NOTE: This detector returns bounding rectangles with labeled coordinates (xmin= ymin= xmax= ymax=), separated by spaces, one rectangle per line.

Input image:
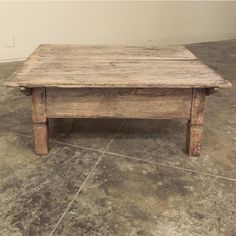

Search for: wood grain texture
xmin=4 ymin=44 xmax=231 ymax=88
xmin=186 ymin=123 xmax=203 ymax=157
xmin=46 ymin=88 xmax=192 ymax=119
xmin=32 ymin=88 xmax=46 ymax=122
xmin=186 ymin=88 xmax=206 ymax=156
xmin=27 ymin=44 xmax=198 ymax=60
xmin=33 ymin=123 xmax=48 ymax=155
xmin=190 ymin=88 xmax=206 ymax=125
xmin=32 ymin=87 xmax=48 ymax=155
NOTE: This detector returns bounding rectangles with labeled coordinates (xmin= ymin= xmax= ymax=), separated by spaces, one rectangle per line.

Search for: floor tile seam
xmin=11 ymin=123 xmax=236 ymax=180
xmin=54 ymin=140 xmax=104 ymax=154
xmin=48 ymin=120 xmax=126 ymax=236
xmin=104 ymin=150 xmax=236 ymax=182
xmin=48 ymin=153 xmax=103 ymax=236
xmin=8 ymin=131 xmax=32 ymax=138
xmin=7 ymin=156 xmax=102 ymax=230
xmin=50 ymin=139 xmax=236 ymax=182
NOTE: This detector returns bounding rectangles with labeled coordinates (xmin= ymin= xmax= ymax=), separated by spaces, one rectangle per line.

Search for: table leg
xmin=186 ymin=88 xmax=206 ymax=156
xmin=32 ymin=88 xmax=48 ymax=155
xmin=33 ymin=122 xmax=48 ymax=155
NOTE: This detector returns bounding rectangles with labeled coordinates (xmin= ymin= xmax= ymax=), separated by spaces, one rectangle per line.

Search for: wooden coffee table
xmin=4 ymin=44 xmax=231 ymax=156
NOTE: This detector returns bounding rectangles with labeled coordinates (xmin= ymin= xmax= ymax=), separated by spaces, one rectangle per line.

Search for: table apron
xmin=45 ymin=88 xmax=192 ymax=119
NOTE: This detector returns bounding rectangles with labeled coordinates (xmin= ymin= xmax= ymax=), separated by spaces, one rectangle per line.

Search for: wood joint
xmin=206 ymin=88 xmax=218 ymax=96
xmin=187 ymin=122 xmax=203 ymax=127
xmin=32 ymin=88 xmax=46 ymax=122
xmin=19 ymin=87 xmax=32 ymax=96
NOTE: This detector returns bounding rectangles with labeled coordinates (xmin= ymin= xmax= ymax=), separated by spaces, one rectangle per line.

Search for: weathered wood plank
xmin=17 ymin=59 xmax=205 ymax=74
xmin=30 ymin=44 xmax=197 ymax=60
xmin=4 ymin=44 xmax=231 ymax=88
xmin=46 ymin=88 xmax=192 ymax=119
xmin=5 ymin=60 xmax=231 ymax=88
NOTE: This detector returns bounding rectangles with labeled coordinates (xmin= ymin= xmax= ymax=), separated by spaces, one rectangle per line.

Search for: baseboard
xmin=0 ymin=58 xmax=25 ymax=63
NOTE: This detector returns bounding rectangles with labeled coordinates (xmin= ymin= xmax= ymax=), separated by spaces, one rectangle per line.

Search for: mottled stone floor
xmin=0 ymin=40 xmax=236 ymax=236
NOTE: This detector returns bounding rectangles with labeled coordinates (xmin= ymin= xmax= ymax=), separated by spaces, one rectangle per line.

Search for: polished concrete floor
xmin=0 ymin=40 xmax=236 ymax=236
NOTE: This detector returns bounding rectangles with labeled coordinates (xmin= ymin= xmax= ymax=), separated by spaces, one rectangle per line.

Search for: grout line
xmin=12 ymin=129 xmax=236 ymax=182
xmin=54 ymin=140 xmax=104 ymax=154
xmin=9 ymin=131 xmax=32 ymax=138
xmin=49 ymin=120 xmax=126 ymax=236
xmin=51 ymin=137 xmax=236 ymax=182
xmin=104 ymin=151 xmax=236 ymax=182
xmin=10 ymin=131 xmax=104 ymax=154
xmin=48 ymin=154 xmax=103 ymax=236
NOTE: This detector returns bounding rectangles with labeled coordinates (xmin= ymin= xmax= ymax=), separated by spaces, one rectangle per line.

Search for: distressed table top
xmin=4 ymin=44 xmax=231 ymax=88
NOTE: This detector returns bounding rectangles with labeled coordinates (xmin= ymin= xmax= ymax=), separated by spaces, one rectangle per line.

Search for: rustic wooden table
xmin=4 ymin=44 xmax=231 ymax=156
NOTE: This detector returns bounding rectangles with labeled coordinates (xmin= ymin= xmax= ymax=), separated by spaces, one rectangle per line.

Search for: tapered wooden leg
xmin=186 ymin=88 xmax=206 ymax=156
xmin=32 ymin=88 xmax=48 ymax=155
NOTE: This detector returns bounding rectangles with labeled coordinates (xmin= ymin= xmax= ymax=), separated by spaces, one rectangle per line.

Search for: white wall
xmin=0 ymin=1 xmax=236 ymax=61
